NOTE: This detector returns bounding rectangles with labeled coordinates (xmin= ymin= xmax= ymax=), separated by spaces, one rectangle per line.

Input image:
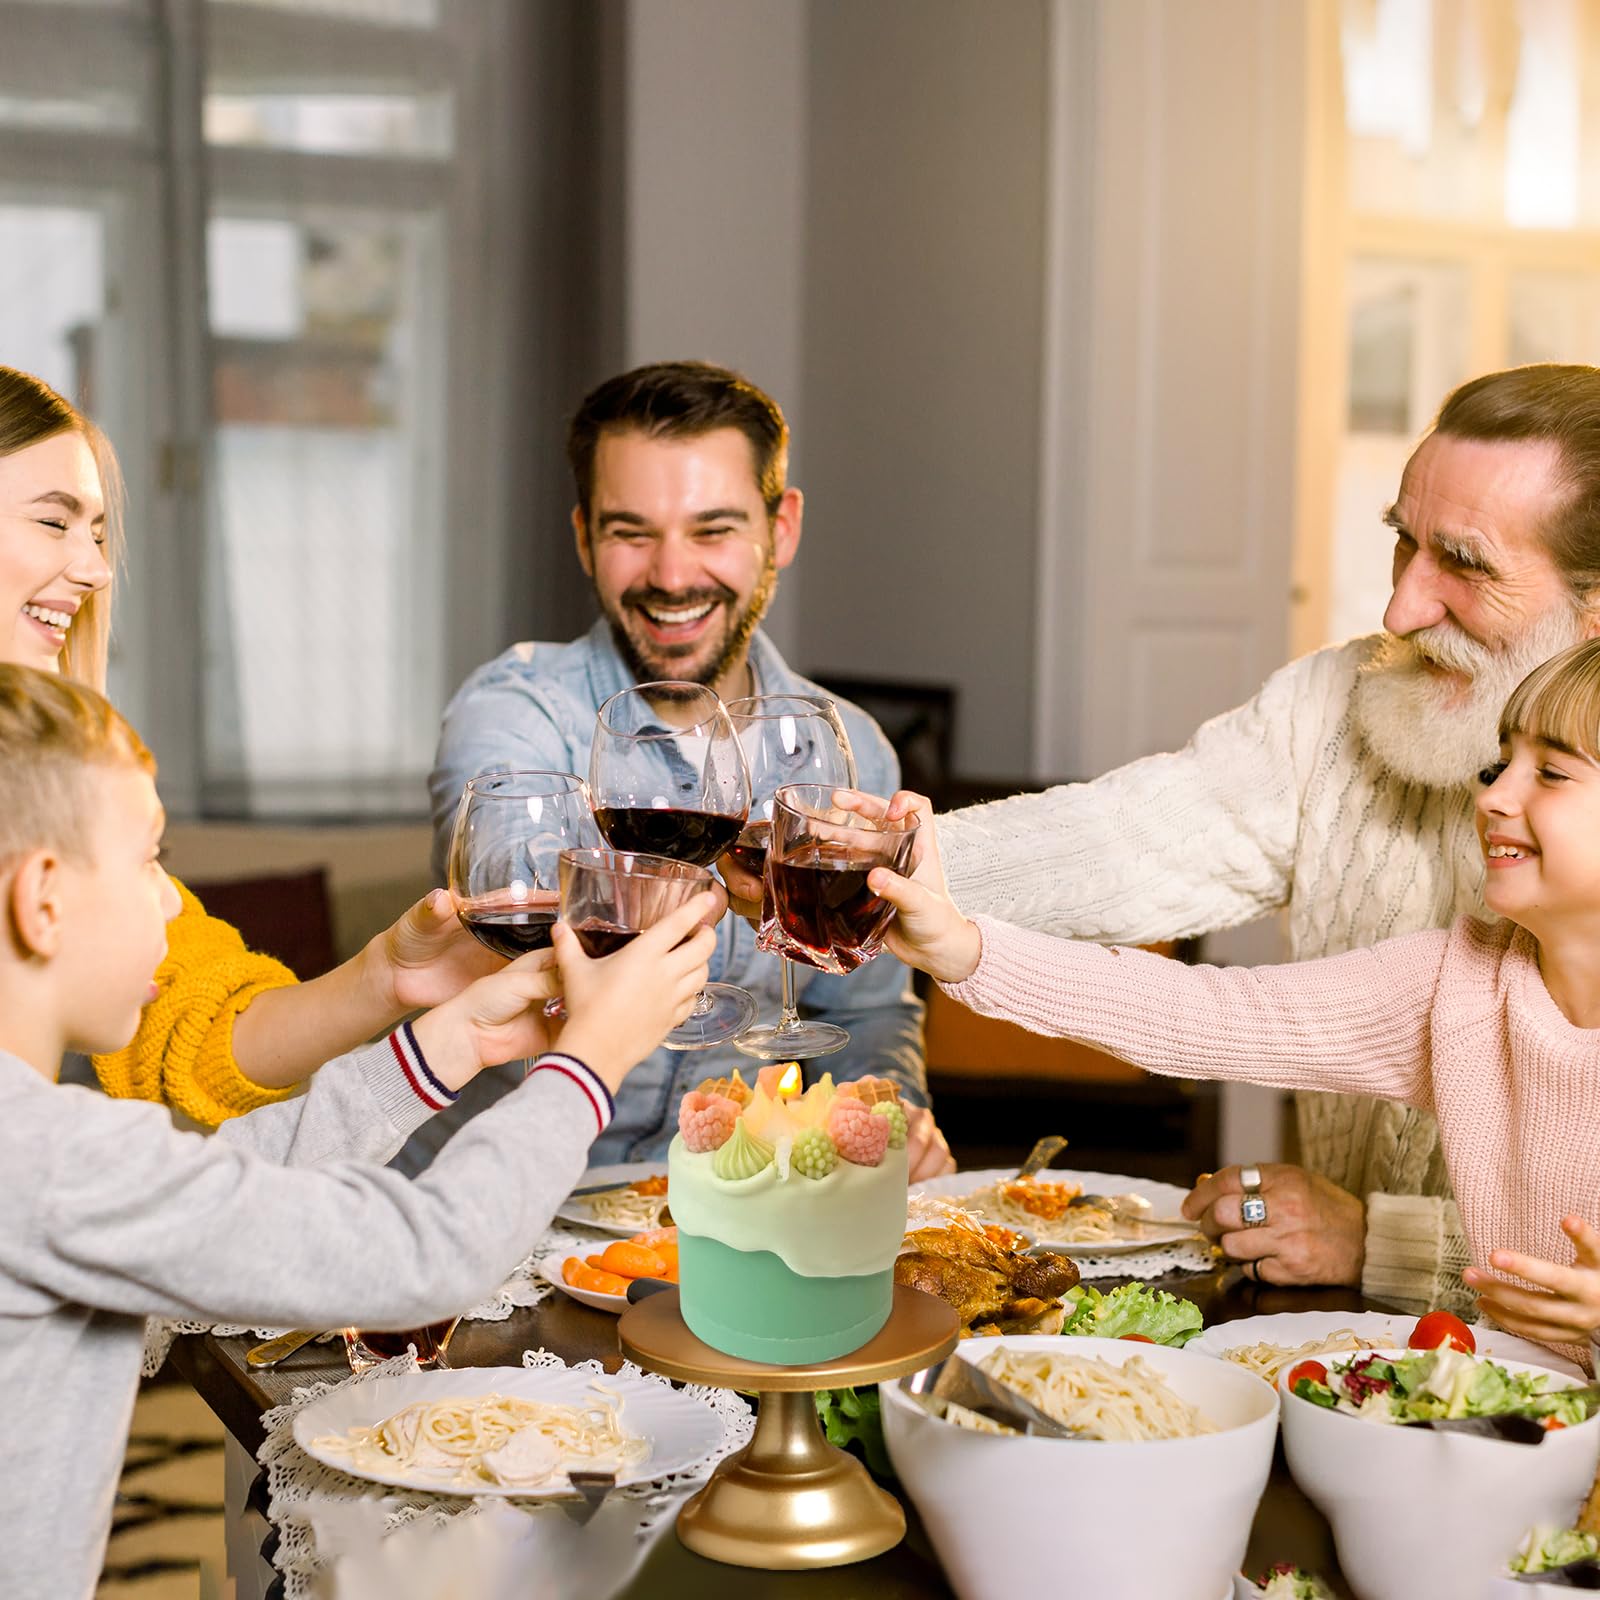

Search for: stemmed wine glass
xmin=725 ymin=693 xmax=858 ymax=1060
xmin=447 ymin=771 xmax=598 ymax=959
xmin=589 ymin=682 xmax=757 ymax=1048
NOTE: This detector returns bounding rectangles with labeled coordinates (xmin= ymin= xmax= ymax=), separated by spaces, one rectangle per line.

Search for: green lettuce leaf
xmin=1059 ymin=1281 xmax=1204 ymax=1346
xmin=814 ymin=1387 xmax=892 ymax=1478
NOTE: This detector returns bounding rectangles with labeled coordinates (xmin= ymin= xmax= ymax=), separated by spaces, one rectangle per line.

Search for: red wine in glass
xmin=727 ymin=818 xmax=771 ymax=878
xmin=343 ymin=1318 xmax=460 ymax=1370
xmin=768 ymin=844 xmax=896 ymax=971
xmin=593 ymin=806 xmax=742 ymax=868
xmin=572 ymin=919 xmax=642 ymax=958
xmin=458 ymin=890 xmax=560 ymax=958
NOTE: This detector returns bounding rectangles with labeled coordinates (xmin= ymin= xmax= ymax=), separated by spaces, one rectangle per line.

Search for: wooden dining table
xmin=169 ymin=1263 xmax=1388 ymax=1598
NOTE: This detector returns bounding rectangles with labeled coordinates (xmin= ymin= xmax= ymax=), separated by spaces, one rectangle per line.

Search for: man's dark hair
xmin=566 ymin=360 xmax=789 ymax=524
xmin=1434 ymin=363 xmax=1600 ymax=599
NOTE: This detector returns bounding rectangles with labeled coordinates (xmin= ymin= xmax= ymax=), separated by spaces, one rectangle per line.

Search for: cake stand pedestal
xmin=618 ymin=1283 xmax=958 ymax=1570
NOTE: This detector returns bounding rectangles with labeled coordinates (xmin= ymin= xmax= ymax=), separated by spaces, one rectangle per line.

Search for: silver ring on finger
xmin=1239 ymin=1164 xmax=1268 ymax=1228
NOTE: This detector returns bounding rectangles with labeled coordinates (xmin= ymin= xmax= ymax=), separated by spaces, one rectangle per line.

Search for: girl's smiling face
xmin=1476 ymin=730 xmax=1600 ymax=933
xmin=0 ymin=431 xmax=110 ymax=672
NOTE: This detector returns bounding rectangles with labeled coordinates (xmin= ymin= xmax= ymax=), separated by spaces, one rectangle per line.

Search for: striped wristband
xmin=388 ymin=1021 xmax=459 ymax=1111
xmin=528 ymin=1053 xmax=615 ymax=1136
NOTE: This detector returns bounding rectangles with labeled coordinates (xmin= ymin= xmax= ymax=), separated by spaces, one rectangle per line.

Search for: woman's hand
xmin=853 ymin=789 xmax=981 ymax=985
xmin=1464 ymin=1215 xmax=1600 ymax=1346
xmin=717 ymin=851 xmax=764 ymax=924
xmin=367 ymin=889 xmax=504 ymax=1016
xmin=554 ymin=893 xmax=720 ymax=1092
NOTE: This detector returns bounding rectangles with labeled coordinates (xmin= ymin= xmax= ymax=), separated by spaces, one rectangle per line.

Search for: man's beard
xmin=602 ymin=553 xmax=778 ymax=691
xmin=1352 ymin=607 xmax=1589 ymax=789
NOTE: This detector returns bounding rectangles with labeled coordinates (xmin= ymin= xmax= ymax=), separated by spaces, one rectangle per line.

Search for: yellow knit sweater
xmin=91 ymin=879 xmax=299 ymax=1125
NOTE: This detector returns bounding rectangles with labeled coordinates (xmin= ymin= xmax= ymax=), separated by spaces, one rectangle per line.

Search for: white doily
xmin=141 ymin=1221 xmax=611 ymax=1376
xmin=1070 ymin=1237 xmax=1219 ymax=1279
xmin=257 ymin=1348 xmax=755 ymax=1600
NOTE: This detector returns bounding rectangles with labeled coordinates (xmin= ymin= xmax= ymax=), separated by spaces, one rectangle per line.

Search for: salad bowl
xmin=1280 ymin=1348 xmax=1600 ymax=1600
xmin=881 ymin=1334 xmax=1277 ymax=1600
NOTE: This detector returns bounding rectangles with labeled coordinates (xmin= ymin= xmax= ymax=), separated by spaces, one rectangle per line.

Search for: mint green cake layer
xmin=678 ymin=1232 xmax=893 ymax=1365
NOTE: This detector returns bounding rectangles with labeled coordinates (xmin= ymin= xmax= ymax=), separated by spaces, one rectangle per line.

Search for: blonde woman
xmin=0 ymin=365 xmax=499 ymax=1122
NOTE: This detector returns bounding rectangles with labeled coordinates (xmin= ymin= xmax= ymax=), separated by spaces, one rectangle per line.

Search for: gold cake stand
xmin=617 ymin=1283 xmax=958 ymax=1570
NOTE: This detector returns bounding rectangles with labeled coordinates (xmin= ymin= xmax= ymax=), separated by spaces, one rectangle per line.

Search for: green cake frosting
xmin=669 ymin=1130 xmax=907 ymax=1279
xmin=711 ymin=1117 xmax=774 ymax=1180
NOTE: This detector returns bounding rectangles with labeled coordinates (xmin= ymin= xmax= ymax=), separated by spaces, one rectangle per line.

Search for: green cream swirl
xmin=712 ymin=1117 xmax=775 ymax=1180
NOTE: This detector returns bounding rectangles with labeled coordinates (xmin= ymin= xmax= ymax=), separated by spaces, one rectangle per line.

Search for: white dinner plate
xmin=911 ymin=1166 xmax=1200 ymax=1255
xmin=537 ymin=1250 xmax=630 ymax=1315
xmin=293 ymin=1365 xmax=722 ymax=1497
xmin=1188 ymin=1308 xmax=1585 ymax=1381
xmin=553 ymin=1161 xmax=669 ymax=1237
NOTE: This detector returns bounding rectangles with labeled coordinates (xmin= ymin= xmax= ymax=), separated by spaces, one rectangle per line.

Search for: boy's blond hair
xmin=0 ymin=664 xmax=154 ymax=866
xmin=1500 ymin=637 xmax=1600 ymax=763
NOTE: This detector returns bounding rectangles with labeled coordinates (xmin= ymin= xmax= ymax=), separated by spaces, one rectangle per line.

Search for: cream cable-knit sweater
xmin=939 ymin=636 xmax=1484 ymax=1313
xmin=944 ymin=915 xmax=1596 ymax=1367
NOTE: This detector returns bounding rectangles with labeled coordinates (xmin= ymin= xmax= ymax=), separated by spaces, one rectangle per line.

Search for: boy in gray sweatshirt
xmin=0 ymin=664 xmax=717 ymax=1600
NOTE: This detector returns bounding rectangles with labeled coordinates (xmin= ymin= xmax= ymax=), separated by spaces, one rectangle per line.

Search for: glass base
xmin=734 ymin=1019 xmax=850 ymax=1061
xmin=664 ymin=983 xmax=760 ymax=1051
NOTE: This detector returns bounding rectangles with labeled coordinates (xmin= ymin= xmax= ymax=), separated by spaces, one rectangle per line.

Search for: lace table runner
xmin=258 ymin=1346 xmax=755 ymax=1600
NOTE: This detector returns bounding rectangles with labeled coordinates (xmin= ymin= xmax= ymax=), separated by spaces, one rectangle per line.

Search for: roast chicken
xmin=895 ymin=1225 xmax=1080 ymax=1337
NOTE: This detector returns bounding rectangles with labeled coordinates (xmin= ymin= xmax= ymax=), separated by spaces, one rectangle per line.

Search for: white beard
xmin=1352 ymin=609 xmax=1589 ymax=790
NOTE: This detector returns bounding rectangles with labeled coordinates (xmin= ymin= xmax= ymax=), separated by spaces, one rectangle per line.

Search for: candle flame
xmin=777 ymin=1062 xmax=802 ymax=1098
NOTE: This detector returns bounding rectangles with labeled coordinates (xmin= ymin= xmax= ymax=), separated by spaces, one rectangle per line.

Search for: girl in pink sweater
xmin=869 ymin=638 xmax=1600 ymax=1362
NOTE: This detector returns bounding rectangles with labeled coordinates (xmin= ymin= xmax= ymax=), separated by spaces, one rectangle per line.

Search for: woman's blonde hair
xmin=0 ymin=663 xmax=152 ymax=866
xmin=0 ymin=366 xmax=124 ymax=692
xmin=1499 ymin=637 xmax=1600 ymax=763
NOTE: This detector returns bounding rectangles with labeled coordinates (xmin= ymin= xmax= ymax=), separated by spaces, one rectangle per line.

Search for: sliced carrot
xmin=653 ymin=1241 xmax=679 ymax=1274
xmin=596 ymin=1241 xmax=669 ymax=1279
xmin=562 ymin=1256 xmax=583 ymax=1285
xmin=572 ymin=1265 xmax=631 ymax=1296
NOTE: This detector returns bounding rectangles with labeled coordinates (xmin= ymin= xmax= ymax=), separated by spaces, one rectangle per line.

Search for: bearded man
xmin=418 ymin=361 xmax=949 ymax=1175
xmin=936 ymin=364 xmax=1600 ymax=1314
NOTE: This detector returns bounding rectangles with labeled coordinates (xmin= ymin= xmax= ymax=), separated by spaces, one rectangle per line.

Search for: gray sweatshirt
xmin=0 ymin=1032 xmax=614 ymax=1600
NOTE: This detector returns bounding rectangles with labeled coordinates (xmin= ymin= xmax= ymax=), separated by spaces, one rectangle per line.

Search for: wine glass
xmin=764 ymin=783 xmax=920 ymax=974
xmin=589 ymin=682 xmax=756 ymax=1047
xmin=447 ymin=771 xmax=597 ymax=961
xmin=725 ymin=694 xmax=857 ymax=1060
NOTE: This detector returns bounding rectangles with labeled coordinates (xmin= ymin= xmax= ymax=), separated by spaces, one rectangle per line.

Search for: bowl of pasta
xmin=1279 ymin=1347 xmax=1600 ymax=1600
xmin=880 ymin=1334 xmax=1278 ymax=1600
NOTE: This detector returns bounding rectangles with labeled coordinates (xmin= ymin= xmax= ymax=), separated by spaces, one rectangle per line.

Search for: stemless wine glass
xmin=589 ymin=682 xmax=756 ymax=1047
xmin=726 ymin=694 xmax=858 ymax=1060
xmin=765 ymin=783 xmax=920 ymax=975
xmin=447 ymin=771 xmax=597 ymax=960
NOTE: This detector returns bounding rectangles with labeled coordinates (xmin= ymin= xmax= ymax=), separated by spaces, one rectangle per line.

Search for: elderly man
xmin=414 ymin=360 xmax=951 ymax=1178
xmin=937 ymin=363 xmax=1600 ymax=1313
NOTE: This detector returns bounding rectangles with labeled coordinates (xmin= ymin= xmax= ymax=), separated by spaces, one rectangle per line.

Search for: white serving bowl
xmin=1279 ymin=1348 xmax=1600 ymax=1600
xmin=880 ymin=1334 xmax=1278 ymax=1600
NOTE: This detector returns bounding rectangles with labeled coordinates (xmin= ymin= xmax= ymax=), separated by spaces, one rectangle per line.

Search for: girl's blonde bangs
xmin=1499 ymin=639 xmax=1600 ymax=762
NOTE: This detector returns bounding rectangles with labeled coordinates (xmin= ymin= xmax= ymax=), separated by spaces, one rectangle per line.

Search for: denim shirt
xmin=395 ymin=621 xmax=927 ymax=1171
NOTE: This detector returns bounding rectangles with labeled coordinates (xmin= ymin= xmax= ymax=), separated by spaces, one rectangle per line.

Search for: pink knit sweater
xmin=946 ymin=914 xmax=1600 ymax=1361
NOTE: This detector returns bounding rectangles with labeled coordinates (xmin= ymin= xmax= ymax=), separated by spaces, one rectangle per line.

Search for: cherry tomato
xmin=1285 ymin=1360 xmax=1328 ymax=1392
xmin=1119 ymin=1333 xmax=1155 ymax=1342
xmin=1407 ymin=1310 xmax=1476 ymax=1355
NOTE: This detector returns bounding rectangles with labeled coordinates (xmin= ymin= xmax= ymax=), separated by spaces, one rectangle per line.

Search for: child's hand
xmin=369 ymin=888 xmax=505 ymax=1014
xmin=409 ymin=947 xmax=561 ymax=1091
xmin=553 ymin=892 xmax=719 ymax=1092
xmin=1463 ymin=1215 xmax=1600 ymax=1346
xmin=850 ymin=789 xmax=982 ymax=985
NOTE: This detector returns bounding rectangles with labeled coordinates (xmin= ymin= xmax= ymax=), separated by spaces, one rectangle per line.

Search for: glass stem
xmin=778 ymin=957 xmax=800 ymax=1033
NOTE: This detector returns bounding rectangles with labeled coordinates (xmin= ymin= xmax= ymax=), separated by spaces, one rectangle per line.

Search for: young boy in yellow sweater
xmin=0 ymin=663 xmax=716 ymax=1599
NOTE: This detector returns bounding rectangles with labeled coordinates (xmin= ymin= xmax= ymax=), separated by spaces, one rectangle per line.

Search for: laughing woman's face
xmin=0 ymin=431 xmax=110 ymax=671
